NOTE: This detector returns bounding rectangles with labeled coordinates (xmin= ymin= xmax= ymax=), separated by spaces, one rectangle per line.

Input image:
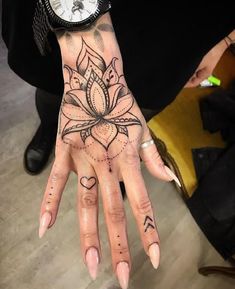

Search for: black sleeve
xmin=110 ymin=2 xmax=235 ymax=109
xmin=2 ymin=1 xmax=235 ymax=109
xmin=2 ymin=0 xmax=64 ymax=96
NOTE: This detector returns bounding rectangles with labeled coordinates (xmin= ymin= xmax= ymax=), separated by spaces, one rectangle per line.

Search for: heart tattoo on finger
xmin=80 ymin=176 xmax=97 ymax=190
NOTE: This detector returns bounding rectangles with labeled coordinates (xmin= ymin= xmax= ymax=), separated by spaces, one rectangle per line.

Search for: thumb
xmin=139 ymin=129 xmax=181 ymax=186
xmin=191 ymin=68 xmax=210 ymax=87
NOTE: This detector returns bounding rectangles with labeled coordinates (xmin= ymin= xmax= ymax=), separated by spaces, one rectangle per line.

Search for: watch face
xmin=49 ymin=0 xmax=99 ymax=23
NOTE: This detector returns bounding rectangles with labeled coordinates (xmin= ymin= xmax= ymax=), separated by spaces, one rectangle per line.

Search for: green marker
xmin=208 ymin=75 xmax=221 ymax=86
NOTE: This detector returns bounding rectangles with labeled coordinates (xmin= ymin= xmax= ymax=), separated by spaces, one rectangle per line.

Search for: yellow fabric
xmin=148 ymin=90 xmax=225 ymax=197
xmin=148 ymin=50 xmax=235 ymax=198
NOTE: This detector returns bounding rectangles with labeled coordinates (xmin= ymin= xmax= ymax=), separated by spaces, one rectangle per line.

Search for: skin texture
xmin=38 ymin=13 xmax=181 ymax=285
xmin=184 ymin=30 xmax=235 ymax=88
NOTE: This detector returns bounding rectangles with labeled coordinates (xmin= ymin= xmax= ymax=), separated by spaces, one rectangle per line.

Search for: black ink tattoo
xmin=144 ymin=216 xmax=155 ymax=233
xmin=85 ymin=22 xmax=114 ymax=52
xmin=80 ymin=176 xmax=97 ymax=190
xmin=61 ymin=38 xmax=141 ymax=170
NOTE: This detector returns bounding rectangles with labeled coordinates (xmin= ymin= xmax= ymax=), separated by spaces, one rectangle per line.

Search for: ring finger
xmin=120 ymin=157 xmax=160 ymax=269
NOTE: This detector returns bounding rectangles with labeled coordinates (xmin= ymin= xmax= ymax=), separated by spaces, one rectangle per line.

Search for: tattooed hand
xmin=38 ymin=13 xmax=180 ymax=289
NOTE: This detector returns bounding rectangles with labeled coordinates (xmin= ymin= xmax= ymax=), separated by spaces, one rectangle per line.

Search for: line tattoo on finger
xmin=144 ymin=215 xmax=155 ymax=233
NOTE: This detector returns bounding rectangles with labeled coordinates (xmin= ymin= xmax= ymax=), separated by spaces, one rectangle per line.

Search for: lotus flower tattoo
xmin=61 ymin=38 xmax=141 ymax=152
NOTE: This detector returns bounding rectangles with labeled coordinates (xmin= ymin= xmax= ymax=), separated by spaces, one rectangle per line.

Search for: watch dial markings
xmin=53 ymin=0 xmax=62 ymax=10
xmin=60 ymin=10 xmax=65 ymax=17
xmin=50 ymin=0 xmax=98 ymax=22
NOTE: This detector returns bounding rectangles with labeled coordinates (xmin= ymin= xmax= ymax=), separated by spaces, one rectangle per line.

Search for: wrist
xmin=60 ymin=34 xmax=125 ymax=93
xmin=57 ymin=13 xmax=122 ymax=68
xmin=224 ymin=29 xmax=235 ymax=48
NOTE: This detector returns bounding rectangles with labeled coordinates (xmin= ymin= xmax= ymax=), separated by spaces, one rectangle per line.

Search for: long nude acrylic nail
xmin=85 ymin=247 xmax=99 ymax=280
xmin=148 ymin=243 xmax=160 ymax=269
xmin=116 ymin=261 xmax=129 ymax=289
xmin=164 ymin=166 xmax=181 ymax=187
xmin=38 ymin=211 xmax=52 ymax=238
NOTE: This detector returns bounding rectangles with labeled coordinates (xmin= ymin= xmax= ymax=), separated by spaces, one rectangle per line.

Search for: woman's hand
xmin=184 ymin=37 xmax=228 ymax=88
xmin=38 ymin=13 xmax=180 ymax=289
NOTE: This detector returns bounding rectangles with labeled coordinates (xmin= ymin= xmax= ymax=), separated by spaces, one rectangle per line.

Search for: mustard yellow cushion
xmin=148 ymin=50 xmax=235 ymax=198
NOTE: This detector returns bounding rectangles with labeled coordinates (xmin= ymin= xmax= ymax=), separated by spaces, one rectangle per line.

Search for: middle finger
xmin=96 ymin=169 xmax=131 ymax=281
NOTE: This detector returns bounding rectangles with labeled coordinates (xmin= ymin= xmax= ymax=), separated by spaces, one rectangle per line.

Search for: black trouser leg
xmin=24 ymin=89 xmax=63 ymax=174
xmin=35 ymin=88 xmax=62 ymax=131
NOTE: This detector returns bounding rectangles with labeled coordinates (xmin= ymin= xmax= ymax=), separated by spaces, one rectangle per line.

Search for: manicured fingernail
xmin=39 ymin=211 xmax=52 ymax=238
xmin=164 ymin=166 xmax=181 ymax=187
xmin=148 ymin=243 xmax=160 ymax=269
xmin=116 ymin=262 xmax=129 ymax=289
xmin=85 ymin=247 xmax=99 ymax=280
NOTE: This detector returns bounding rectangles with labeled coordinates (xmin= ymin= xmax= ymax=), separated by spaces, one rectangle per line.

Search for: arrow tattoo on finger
xmin=144 ymin=215 xmax=155 ymax=232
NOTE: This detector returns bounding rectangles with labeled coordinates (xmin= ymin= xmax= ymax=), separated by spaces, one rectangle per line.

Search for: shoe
xmin=24 ymin=124 xmax=57 ymax=175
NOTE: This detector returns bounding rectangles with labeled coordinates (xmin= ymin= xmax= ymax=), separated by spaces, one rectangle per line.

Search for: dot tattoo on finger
xmin=116 ymin=235 xmax=122 ymax=254
xmin=45 ymin=178 xmax=57 ymax=204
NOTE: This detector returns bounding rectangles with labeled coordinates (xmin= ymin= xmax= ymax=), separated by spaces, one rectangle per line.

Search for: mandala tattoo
xmin=60 ymin=38 xmax=141 ymax=169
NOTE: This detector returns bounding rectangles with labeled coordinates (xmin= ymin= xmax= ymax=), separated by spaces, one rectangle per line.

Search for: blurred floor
xmin=0 ymin=38 xmax=234 ymax=289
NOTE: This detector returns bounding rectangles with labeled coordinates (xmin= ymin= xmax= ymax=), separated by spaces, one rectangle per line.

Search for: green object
xmin=208 ymin=75 xmax=221 ymax=86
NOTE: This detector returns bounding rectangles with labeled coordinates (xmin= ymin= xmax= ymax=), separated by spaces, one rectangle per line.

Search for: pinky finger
xmin=39 ymin=160 xmax=70 ymax=238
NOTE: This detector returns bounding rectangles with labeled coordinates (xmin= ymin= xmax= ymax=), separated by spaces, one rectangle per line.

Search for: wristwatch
xmin=33 ymin=0 xmax=111 ymax=55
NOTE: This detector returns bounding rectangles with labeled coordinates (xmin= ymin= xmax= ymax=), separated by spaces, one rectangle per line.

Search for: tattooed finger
xmin=78 ymin=171 xmax=101 ymax=280
xmin=96 ymin=170 xmax=131 ymax=281
xmin=39 ymin=161 xmax=70 ymax=238
xmin=121 ymin=161 xmax=160 ymax=269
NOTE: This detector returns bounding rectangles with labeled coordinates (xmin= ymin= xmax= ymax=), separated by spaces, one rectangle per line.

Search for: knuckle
xmin=125 ymin=148 xmax=140 ymax=167
xmin=107 ymin=207 xmax=125 ymax=223
xmin=150 ymin=149 xmax=161 ymax=162
xmin=136 ymin=198 xmax=152 ymax=215
xmin=51 ymin=171 xmax=67 ymax=181
xmin=81 ymin=192 xmax=97 ymax=208
xmin=113 ymin=245 xmax=129 ymax=255
xmin=82 ymin=231 xmax=97 ymax=240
